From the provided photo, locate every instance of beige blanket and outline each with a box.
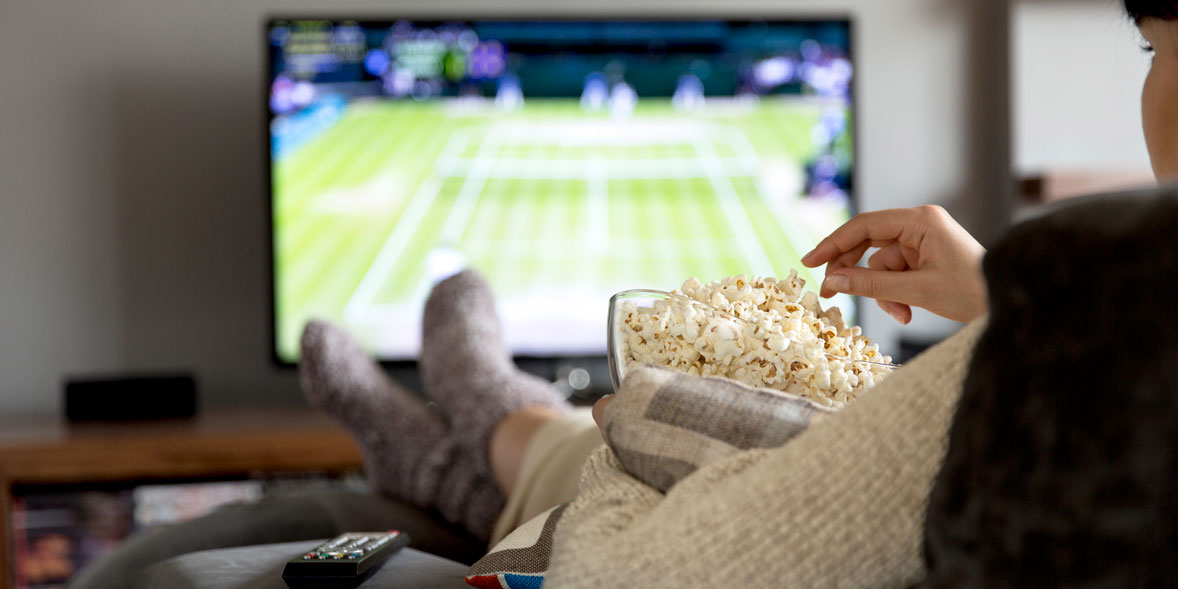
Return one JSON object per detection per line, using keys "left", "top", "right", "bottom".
{"left": 545, "top": 318, "right": 986, "bottom": 588}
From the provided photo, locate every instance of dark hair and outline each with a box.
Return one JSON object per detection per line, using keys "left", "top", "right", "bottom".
{"left": 1124, "top": 0, "right": 1178, "bottom": 23}
{"left": 921, "top": 189, "right": 1178, "bottom": 587}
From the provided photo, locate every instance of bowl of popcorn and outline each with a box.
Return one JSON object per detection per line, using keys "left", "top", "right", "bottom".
{"left": 608, "top": 272, "right": 898, "bottom": 409}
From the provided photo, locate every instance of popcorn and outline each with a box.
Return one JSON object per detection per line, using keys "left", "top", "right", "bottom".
{"left": 616, "top": 272, "right": 893, "bottom": 409}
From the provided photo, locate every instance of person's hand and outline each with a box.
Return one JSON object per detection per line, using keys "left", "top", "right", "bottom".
{"left": 592, "top": 394, "right": 613, "bottom": 438}
{"left": 801, "top": 205, "right": 987, "bottom": 324}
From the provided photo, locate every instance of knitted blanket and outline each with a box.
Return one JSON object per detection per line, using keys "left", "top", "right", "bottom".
{"left": 544, "top": 318, "right": 985, "bottom": 588}
{"left": 466, "top": 368, "right": 834, "bottom": 588}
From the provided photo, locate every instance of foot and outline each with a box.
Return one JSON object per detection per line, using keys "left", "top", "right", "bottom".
{"left": 299, "top": 319, "right": 503, "bottom": 541}
{"left": 419, "top": 270, "right": 572, "bottom": 475}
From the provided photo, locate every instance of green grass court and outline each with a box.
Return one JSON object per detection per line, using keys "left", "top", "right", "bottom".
{"left": 273, "top": 98, "right": 851, "bottom": 360}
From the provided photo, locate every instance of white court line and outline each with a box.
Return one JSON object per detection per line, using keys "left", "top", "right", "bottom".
{"left": 716, "top": 127, "right": 764, "bottom": 174}
{"left": 488, "top": 120, "right": 712, "bottom": 145}
{"left": 718, "top": 126, "right": 821, "bottom": 272}
{"left": 361, "top": 252, "right": 739, "bottom": 271}
{"left": 342, "top": 176, "right": 442, "bottom": 322}
{"left": 438, "top": 157, "right": 754, "bottom": 180}
{"left": 692, "top": 136, "right": 776, "bottom": 277}
{"left": 460, "top": 237, "right": 741, "bottom": 249}
{"left": 439, "top": 134, "right": 501, "bottom": 244}
{"left": 432, "top": 129, "right": 473, "bottom": 176}
{"left": 341, "top": 132, "right": 470, "bottom": 322}
{"left": 456, "top": 246, "right": 741, "bottom": 261}
{"left": 401, "top": 132, "right": 504, "bottom": 307}
{"left": 587, "top": 157, "right": 609, "bottom": 252}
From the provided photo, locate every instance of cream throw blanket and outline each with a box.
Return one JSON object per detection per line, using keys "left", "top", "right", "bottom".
{"left": 545, "top": 318, "right": 986, "bottom": 588}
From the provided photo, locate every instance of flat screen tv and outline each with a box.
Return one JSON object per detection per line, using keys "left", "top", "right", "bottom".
{"left": 267, "top": 17, "right": 857, "bottom": 366}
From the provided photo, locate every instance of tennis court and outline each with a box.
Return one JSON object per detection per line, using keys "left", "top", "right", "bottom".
{"left": 273, "top": 99, "right": 849, "bottom": 359}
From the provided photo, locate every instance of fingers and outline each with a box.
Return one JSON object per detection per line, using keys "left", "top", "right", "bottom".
{"left": 868, "top": 243, "right": 907, "bottom": 272}
{"left": 819, "top": 243, "right": 906, "bottom": 298}
{"left": 819, "top": 242, "right": 872, "bottom": 297}
{"left": 865, "top": 244, "right": 912, "bottom": 323}
{"left": 877, "top": 299, "right": 913, "bottom": 324}
{"left": 802, "top": 209, "right": 916, "bottom": 267}
{"left": 823, "top": 266, "right": 935, "bottom": 311}
{"left": 592, "top": 394, "right": 614, "bottom": 437}
{"left": 827, "top": 241, "right": 872, "bottom": 274}
{"left": 804, "top": 205, "right": 987, "bottom": 323}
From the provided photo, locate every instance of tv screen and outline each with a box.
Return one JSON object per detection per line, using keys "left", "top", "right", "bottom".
{"left": 268, "top": 17, "right": 856, "bottom": 364}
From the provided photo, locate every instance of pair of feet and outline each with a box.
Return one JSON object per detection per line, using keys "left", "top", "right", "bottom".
{"left": 299, "top": 271, "right": 570, "bottom": 541}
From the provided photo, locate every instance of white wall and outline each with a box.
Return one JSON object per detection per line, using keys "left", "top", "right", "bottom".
{"left": 0, "top": 0, "right": 1010, "bottom": 414}
{"left": 1014, "top": 1, "right": 1152, "bottom": 174}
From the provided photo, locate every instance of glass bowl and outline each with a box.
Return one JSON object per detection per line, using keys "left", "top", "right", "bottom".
{"left": 607, "top": 288, "right": 899, "bottom": 401}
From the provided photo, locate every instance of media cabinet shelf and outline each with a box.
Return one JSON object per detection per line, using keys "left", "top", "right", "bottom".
{"left": 0, "top": 407, "right": 363, "bottom": 589}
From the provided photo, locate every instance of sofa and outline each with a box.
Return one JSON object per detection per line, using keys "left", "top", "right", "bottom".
{"left": 74, "top": 186, "right": 1178, "bottom": 587}
{"left": 70, "top": 489, "right": 484, "bottom": 588}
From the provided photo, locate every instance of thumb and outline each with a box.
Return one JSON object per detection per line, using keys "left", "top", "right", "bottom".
{"left": 823, "top": 267, "right": 927, "bottom": 308}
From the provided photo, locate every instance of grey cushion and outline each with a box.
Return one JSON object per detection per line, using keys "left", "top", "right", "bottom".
{"left": 70, "top": 490, "right": 485, "bottom": 589}
{"left": 129, "top": 541, "right": 469, "bottom": 589}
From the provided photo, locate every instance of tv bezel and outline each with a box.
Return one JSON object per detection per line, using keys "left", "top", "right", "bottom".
{"left": 264, "top": 13, "right": 859, "bottom": 369}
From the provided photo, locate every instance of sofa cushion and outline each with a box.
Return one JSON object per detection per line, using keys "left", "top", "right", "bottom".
{"left": 130, "top": 540, "right": 470, "bottom": 589}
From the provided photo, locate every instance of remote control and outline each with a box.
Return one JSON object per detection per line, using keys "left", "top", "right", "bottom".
{"left": 282, "top": 531, "right": 411, "bottom": 588}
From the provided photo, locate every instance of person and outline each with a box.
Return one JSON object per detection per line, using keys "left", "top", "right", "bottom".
{"left": 303, "top": 0, "right": 1178, "bottom": 584}
{"left": 292, "top": 206, "right": 988, "bottom": 550}
{"left": 78, "top": 1, "right": 1176, "bottom": 586}
{"left": 555, "top": 2, "right": 1177, "bottom": 585}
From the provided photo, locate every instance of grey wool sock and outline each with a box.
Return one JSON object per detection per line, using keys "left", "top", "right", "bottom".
{"left": 419, "top": 270, "right": 572, "bottom": 477}
{"left": 299, "top": 319, "right": 504, "bottom": 541}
